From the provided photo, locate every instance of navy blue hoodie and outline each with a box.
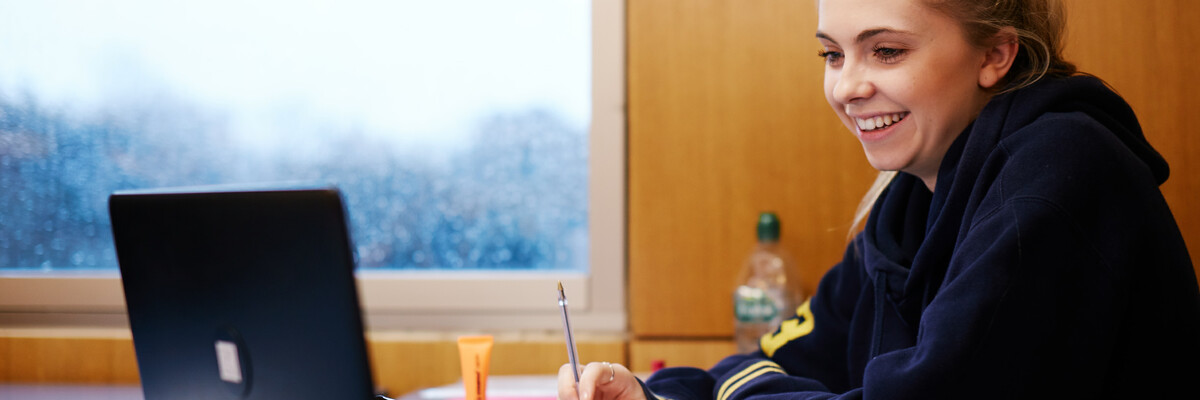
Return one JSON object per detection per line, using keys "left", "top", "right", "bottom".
{"left": 642, "top": 76, "right": 1200, "bottom": 399}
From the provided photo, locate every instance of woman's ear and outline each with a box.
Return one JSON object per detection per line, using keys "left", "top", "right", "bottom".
{"left": 979, "top": 27, "right": 1019, "bottom": 89}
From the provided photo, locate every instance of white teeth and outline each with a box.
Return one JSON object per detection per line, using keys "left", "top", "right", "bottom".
{"left": 855, "top": 112, "right": 907, "bottom": 131}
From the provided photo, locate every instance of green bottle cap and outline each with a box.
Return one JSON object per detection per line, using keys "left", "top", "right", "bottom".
{"left": 757, "top": 212, "right": 780, "bottom": 242}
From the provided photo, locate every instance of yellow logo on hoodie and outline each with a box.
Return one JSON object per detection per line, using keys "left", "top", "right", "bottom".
{"left": 760, "top": 298, "right": 814, "bottom": 357}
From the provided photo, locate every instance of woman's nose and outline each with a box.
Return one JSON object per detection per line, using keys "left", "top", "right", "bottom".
{"left": 831, "top": 62, "right": 874, "bottom": 104}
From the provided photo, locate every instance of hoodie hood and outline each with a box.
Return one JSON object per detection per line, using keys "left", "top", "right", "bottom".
{"left": 980, "top": 75, "right": 1167, "bottom": 184}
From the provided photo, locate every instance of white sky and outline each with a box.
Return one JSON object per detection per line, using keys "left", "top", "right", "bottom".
{"left": 0, "top": 0, "right": 590, "bottom": 151}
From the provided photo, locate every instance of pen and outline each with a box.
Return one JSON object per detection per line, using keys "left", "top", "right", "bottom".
{"left": 558, "top": 281, "right": 581, "bottom": 388}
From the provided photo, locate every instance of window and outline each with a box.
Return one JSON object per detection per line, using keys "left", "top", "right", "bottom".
{"left": 0, "top": 0, "right": 626, "bottom": 331}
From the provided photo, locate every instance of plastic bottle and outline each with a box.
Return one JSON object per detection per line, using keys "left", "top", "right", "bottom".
{"left": 733, "top": 212, "right": 804, "bottom": 354}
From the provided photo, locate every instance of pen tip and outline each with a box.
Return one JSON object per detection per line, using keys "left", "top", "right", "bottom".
{"left": 558, "top": 281, "right": 564, "bottom": 292}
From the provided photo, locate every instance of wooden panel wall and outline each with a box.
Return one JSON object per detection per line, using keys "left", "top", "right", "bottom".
{"left": 0, "top": 336, "right": 140, "bottom": 384}
{"left": 0, "top": 333, "right": 626, "bottom": 397}
{"left": 628, "top": 0, "right": 1200, "bottom": 346}
{"left": 628, "top": 339, "right": 736, "bottom": 372}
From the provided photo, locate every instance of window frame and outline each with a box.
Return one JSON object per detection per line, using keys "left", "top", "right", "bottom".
{"left": 0, "top": 0, "right": 626, "bottom": 333}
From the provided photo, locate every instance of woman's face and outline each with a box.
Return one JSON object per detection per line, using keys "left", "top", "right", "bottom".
{"left": 817, "top": 0, "right": 992, "bottom": 189}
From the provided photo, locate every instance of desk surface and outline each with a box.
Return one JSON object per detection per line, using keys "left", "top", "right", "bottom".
{"left": 0, "top": 376, "right": 559, "bottom": 400}
{"left": 0, "top": 384, "right": 143, "bottom": 400}
{"left": 399, "top": 375, "right": 558, "bottom": 400}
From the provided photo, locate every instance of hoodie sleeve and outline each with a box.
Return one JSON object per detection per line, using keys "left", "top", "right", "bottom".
{"left": 642, "top": 242, "right": 867, "bottom": 400}
{"left": 642, "top": 198, "right": 1119, "bottom": 400}
{"left": 736, "top": 199, "right": 1130, "bottom": 399}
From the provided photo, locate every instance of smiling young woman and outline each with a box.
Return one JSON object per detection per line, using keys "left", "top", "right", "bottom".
{"left": 816, "top": 0, "right": 1011, "bottom": 190}
{"left": 562, "top": 0, "right": 1200, "bottom": 399}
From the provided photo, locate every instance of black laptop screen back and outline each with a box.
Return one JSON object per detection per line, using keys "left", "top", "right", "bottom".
{"left": 110, "top": 187, "right": 374, "bottom": 400}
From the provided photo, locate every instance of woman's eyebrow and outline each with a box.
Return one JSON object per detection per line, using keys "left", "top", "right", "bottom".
{"left": 815, "top": 28, "right": 913, "bottom": 44}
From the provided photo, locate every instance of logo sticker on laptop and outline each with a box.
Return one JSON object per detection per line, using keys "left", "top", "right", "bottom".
{"left": 215, "top": 340, "right": 244, "bottom": 384}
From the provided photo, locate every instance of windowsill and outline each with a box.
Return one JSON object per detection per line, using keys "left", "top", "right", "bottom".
{"left": 0, "top": 270, "right": 625, "bottom": 332}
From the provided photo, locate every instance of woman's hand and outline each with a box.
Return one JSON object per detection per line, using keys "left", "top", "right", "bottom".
{"left": 557, "top": 362, "right": 647, "bottom": 400}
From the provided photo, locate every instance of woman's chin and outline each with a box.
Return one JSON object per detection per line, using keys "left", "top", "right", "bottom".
{"left": 861, "top": 149, "right": 907, "bottom": 173}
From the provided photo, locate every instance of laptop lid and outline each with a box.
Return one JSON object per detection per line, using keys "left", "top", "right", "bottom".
{"left": 109, "top": 185, "right": 376, "bottom": 400}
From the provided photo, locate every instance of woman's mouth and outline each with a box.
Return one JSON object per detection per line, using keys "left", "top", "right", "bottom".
{"left": 854, "top": 112, "right": 909, "bottom": 132}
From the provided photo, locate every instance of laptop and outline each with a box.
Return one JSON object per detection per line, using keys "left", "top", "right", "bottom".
{"left": 109, "top": 185, "right": 382, "bottom": 399}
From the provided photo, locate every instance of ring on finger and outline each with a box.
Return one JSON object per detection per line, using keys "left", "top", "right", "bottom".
{"left": 603, "top": 362, "right": 615, "bottom": 382}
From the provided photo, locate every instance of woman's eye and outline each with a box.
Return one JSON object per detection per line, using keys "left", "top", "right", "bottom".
{"left": 817, "top": 49, "right": 844, "bottom": 66}
{"left": 873, "top": 47, "right": 906, "bottom": 63}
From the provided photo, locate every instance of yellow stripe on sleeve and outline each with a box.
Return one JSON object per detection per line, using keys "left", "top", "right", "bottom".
{"left": 718, "top": 366, "right": 786, "bottom": 400}
{"left": 716, "top": 361, "right": 785, "bottom": 400}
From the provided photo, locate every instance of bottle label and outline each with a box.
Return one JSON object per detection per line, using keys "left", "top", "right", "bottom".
{"left": 734, "top": 286, "right": 780, "bottom": 323}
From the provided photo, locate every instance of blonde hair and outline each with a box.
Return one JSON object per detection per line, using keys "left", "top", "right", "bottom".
{"left": 848, "top": 171, "right": 898, "bottom": 240}
{"left": 847, "top": 0, "right": 1077, "bottom": 238}
{"left": 928, "top": 0, "right": 1077, "bottom": 93}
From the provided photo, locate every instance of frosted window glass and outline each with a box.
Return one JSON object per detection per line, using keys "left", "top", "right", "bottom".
{"left": 0, "top": 0, "right": 590, "bottom": 271}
